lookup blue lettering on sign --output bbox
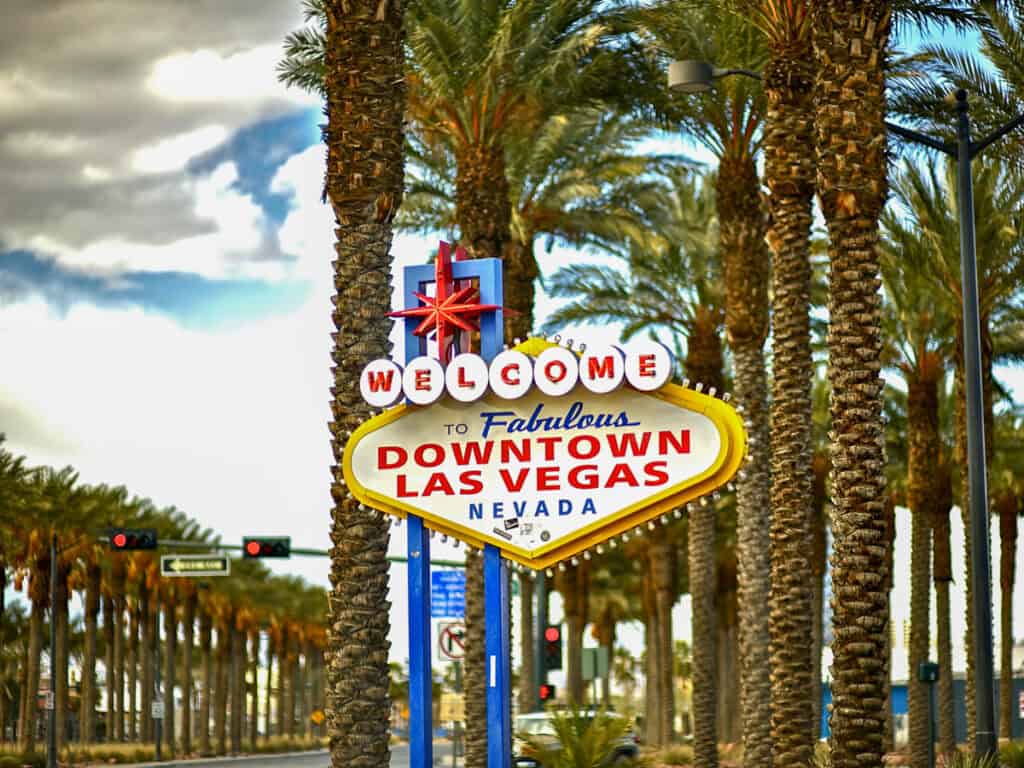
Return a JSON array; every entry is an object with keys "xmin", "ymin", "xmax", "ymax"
[
  {"xmin": 479, "ymin": 401, "xmax": 640, "ymax": 439},
  {"xmin": 469, "ymin": 498, "xmax": 597, "ymax": 520},
  {"xmin": 431, "ymin": 570, "xmax": 466, "ymax": 618}
]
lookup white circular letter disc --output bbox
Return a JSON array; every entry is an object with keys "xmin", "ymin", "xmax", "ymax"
[
  {"xmin": 445, "ymin": 353, "xmax": 489, "ymax": 402},
  {"xmin": 359, "ymin": 359, "xmax": 404, "ymax": 407},
  {"xmin": 624, "ymin": 340, "xmax": 673, "ymax": 391},
  {"xmin": 579, "ymin": 345, "xmax": 626, "ymax": 394},
  {"xmin": 403, "ymin": 356, "xmax": 445, "ymax": 405},
  {"xmin": 534, "ymin": 346, "xmax": 580, "ymax": 396},
  {"xmin": 489, "ymin": 350, "xmax": 533, "ymax": 399}
]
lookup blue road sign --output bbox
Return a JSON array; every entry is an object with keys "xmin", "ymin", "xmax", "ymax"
[{"xmin": 431, "ymin": 570, "xmax": 466, "ymax": 618}]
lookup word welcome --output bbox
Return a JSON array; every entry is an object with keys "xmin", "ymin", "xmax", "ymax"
[{"xmin": 358, "ymin": 341, "xmax": 673, "ymax": 407}]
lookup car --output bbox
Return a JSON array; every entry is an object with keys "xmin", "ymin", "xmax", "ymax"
[{"xmin": 513, "ymin": 709, "xmax": 640, "ymax": 767}]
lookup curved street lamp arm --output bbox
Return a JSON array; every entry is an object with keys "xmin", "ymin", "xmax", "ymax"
[
  {"xmin": 971, "ymin": 111, "xmax": 1024, "ymax": 160},
  {"xmin": 884, "ymin": 121, "xmax": 955, "ymax": 156},
  {"xmin": 713, "ymin": 67, "xmax": 762, "ymax": 82}
]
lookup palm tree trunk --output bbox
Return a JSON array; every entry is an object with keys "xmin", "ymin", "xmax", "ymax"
[
  {"xmin": 198, "ymin": 612, "xmax": 212, "ymax": 755},
  {"xmin": 933, "ymin": 506, "xmax": 955, "ymax": 756},
  {"xmin": 82, "ymin": 564, "xmax": 100, "ymax": 745},
  {"xmin": 954, "ymin": 369, "xmax": 976, "ymax": 745},
  {"xmin": 690, "ymin": 502, "xmax": 718, "ymax": 768},
  {"xmin": 765, "ymin": 33, "xmax": 817, "ymax": 765},
  {"xmin": 230, "ymin": 626, "xmax": 243, "ymax": 755},
  {"xmin": 812, "ymin": 3, "xmax": 892, "ymax": 765},
  {"xmin": 642, "ymin": 571, "xmax": 662, "ymax": 747},
  {"xmin": 883, "ymin": 499, "xmax": 896, "ymax": 756},
  {"xmin": 181, "ymin": 593, "xmax": 195, "ymax": 755},
  {"xmin": 286, "ymin": 651, "xmax": 297, "ymax": 738},
  {"xmin": 215, "ymin": 626, "xmax": 228, "ymax": 755},
  {"xmin": 716, "ymin": 584, "xmax": 739, "ymax": 746},
  {"xmin": 249, "ymin": 630, "xmax": 259, "ymax": 750},
  {"xmin": 276, "ymin": 632, "xmax": 288, "ymax": 739},
  {"xmin": 128, "ymin": 605, "xmax": 138, "ymax": 742},
  {"xmin": 103, "ymin": 593, "xmax": 115, "ymax": 743},
  {"xmin": 17, "ymin": 634, "xmax": 28, "ymax": 746},
  {"xmin": 517, "ymin": 574, "xmax": 535, "ymax": 714},
  {"xmin": 648, "ymin": 541, "xmax": 676, "ymax": 744},
  {"xmin": 112, "ymin": 566, "xmax": 126, "ymax": 742},
  {"xmin": 163, "ymin": 602, "xmax": 177, "ymax": 756},
  {"xmin": 20, "ymin": 598, "xmax": 42, "ymax": 753},
  {"xmin": 908, "ymin": 373, "xmax": 939, "ymax": 768},
  {"xmin": 55, "ymin": 568, "xmax": 69, "ymax": 749},
  {"xmin": 998, "ymin": 500, "xmax": 1017, "ymax": 740},
  {"xmin": 463, "ymin": 550, "xmax": 486, "ymax": 768},
  {"xmin": 140, "ymin": 585, "xmax": 153, "ymax": 742},
  {"xmin": 322, "ymin": 3, "xmax": 405, "ymax": 767},
  {"xmin": 264, "ymin": 646, "xmax": 273, "ymax": 740}
]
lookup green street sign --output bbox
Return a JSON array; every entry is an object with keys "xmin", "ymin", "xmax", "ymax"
[{"xmin": 160, "ymin": 554, "xmax": 230, "ymax": 577}]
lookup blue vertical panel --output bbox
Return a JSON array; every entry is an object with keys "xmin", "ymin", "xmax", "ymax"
[
  {"xmin": 407, "ymin": 515, "xmax": 432, "ymax": 768},
  {"xmin": 451, "ymin": 258, "xmax": 504, "ymax": 361},
  {"xmin": 485, "ymin": 544, "xmax": 512, "ymax": 768},
  {"xmin": 403, "ymin": 263, "xmax": 435, "ymax": 361}
]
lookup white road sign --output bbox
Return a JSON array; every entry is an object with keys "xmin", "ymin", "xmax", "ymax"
[{"xmin": 438, "ymin": 622, "xmax": 466, "ymax": 661}]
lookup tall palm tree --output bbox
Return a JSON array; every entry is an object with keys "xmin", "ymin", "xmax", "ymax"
[
  {"xmin": 280, "ymin": 1, "xmax": 405, "ymax": 765},
  {"xmin": 810, "ymin": 1, "xmax": 893, "ymax": 762},
  {"xmin": 880, "ymin": 215, "xmax": 955, "ymax": 768}
]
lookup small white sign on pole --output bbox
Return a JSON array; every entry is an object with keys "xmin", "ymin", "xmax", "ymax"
[{"xmin": 437, "ymin": 621, "xmax": 466, "ymax": 661}]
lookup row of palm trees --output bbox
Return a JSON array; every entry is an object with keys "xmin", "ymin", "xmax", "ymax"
[
  {"xmin": 290, "ymin": 0, "xmax": 1024, "ymax": 767},
  {"xmin": 0, "ymin": 441, "xmax": 328, "ymax": 757}
]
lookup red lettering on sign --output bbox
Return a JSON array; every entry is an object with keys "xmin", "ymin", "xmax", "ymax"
[
  {"xmin": 423, "ymin": 472, "xmax": 455, "ymax": 496},
  {"xmin": 414, "ymin": 443, "xmax": 445, "ymax": 467},
  {"xmin": 452, "ymin": 441, "xmax": 494, "ymax": 466},
  {"xmin": 460, "ymin": 470, "xmax": 483, "ymax": 495},
  {"xmin": 607, "ymin": 432, "xmax": 651, "ymax": 457},
  {"xmin": 500, "ymin": 468, "xmax": 530, "ymax": 492},
  {"xmin": 537, "ymin": 436, "xmax": 562, "ymax": 461},
  {"xmin": 658, "ymin": 430, "xmax": 691, "ymax": 455},
  {"xmin": 378, "ymin": 446, "xmax": 407, "ymax": 469},
  {"xmin": 544, "ymin": 359, "xmax": 567, "ymax": 383},
  {"xmin": 365, "ymin": 370, "xmax": 395, "ymax": 392},
  {"xmin": 644, "ymin": 460, "xmax": 669, "ymax": 486},
  {"xmin": 501, "ymin": 363, "xmax": 520, "ymax": 385},
  {"xmin": 537, "ymin": 467, "xmax": 560, "ymax": 491},
  {"xmin": 605, "ymin": 463, "xmax": 639, "ymax": 488},
  {"xmin": 567, "ymin": 435, "xmax": 600, "ymax": 460},
  {"xmin": 414, "ymin": 368, "xmax": 432, "ymax": 390},
  {"xmin": 568, "ymin": 465, "xmax": 599, "ymax": 490},
  {"xmin": 638, "ymin": 354, "xmax": 656, "ymax": 377},
  {"xmin": 457, "ymin": 366, "xmax": 475, "ymax": 389},
  {"xmin": 588, "ymin": 355, "xmax": 615, "ymax": 379},
  {"xmin": 397, "ymin": 475, "xmax": 418, "ymax": 497},
  {"xmin": 500, "ymin": 439, "xmax": 530, "ymax": 463}
]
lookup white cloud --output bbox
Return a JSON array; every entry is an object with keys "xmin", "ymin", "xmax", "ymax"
[
  {"xmin": 4, "ymin": 131, "xmax": 86, "ymax": 156},
  {"xmin": 147, "ymin": 45, "xmax": 318, "ymax": 107},
  {"xmin": 131, "ymin": 124, "xmax": 229, "ymax": 174}
]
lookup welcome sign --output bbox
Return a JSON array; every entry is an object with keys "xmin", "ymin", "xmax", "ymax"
[{"xmin": 344, "ymin": 338, "xmax": 746, "ymax": 569}]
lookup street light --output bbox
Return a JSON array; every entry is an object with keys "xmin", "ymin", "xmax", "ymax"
[{"xmin": 670, "ymin": 58, "xmax": 1024, "ymax": 759}]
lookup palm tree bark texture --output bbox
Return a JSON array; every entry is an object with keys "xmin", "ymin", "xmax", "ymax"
[
  {"xmin": 82, "ymin": 563, "xmax": 101, "ymax": 745},
  {"xmin": 199, "ymin": 610, "xmax": 212, "ymax": 755},
  {"xmin": 763, "ymin": 9, "xmax": 817, "ymax": 766},
  {"xmin": 997, "ymin": 493, "xmax": 1017, "ymax": 740},
  {"xmin": 907, "ymin": 369, "xmax": 941, "ymax": 768},
  {"xmin": 322, "ymin": 2, "xmax": 405, "ymax": 767},
  {"xmin": 812, "ymin": 3, "xmax": 891, "ymax": 766},
  {"xmin": 932, "ymin": 490, "xmax": 955, "ymax": 757},
  {"xmin": 716, "ymin": 151, "xmax": 772, "ymax": 768},
  {"xmin": 182, "ymin": 592, "xmax": 196, "ymax": 755}
]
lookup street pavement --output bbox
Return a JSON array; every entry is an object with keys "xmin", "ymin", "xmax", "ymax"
[{"xmin": 124, "ymin": 743, "xmax": 463, "ymax": 768}]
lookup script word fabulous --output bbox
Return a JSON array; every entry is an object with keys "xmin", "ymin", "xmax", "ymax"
[{"xmin": 359, "ymin": 342, "xmax": 673, "ymax": 407}]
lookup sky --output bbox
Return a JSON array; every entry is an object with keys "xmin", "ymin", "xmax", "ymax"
[{"xmin": 0, "ymin": 1, "xmax": 1021, "ymax": 679}]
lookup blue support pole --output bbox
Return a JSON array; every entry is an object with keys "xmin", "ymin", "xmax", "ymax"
[
  {"xmin": 408, "ymin": 515, "xmax": 433, "ymax": 768},
  {"xmin": 485, "ymin": 545, "xmax": 512, "ymax": 768}
]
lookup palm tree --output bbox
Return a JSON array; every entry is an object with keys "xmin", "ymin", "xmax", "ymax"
[
  {"xmin": 809, "ymin": 0, "xmax": 894, "ymax": 761},
  {"xmin": 279, "ymin": 1, "xmax": 405, "ymax": 765},
  {"xmin": 880, "ymin": 215, "xmax": 956, "ymax": 768}
]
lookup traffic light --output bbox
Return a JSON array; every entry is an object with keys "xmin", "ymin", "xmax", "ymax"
[
  {"xmin": 539, "ymin": 683, "xmax": 556, "ymax": 702},
  {"xmin": 544, "ymin": 625, "xmax": 563, "ymax": 671},
  {"xmin": 242, "ymin": 537, "xmax": 291, "ymax": 558},
  {"xmin": 108, "ymin": 528, "xmax": 158, "ymax": 550}
]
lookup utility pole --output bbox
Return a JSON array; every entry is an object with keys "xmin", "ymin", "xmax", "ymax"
[
  {"xmin": 534, "ymin": 572, "xmax": 547, "ymax": 712},
  {"xmin": 47, "ymin": 534, "xmax": 57, "ymax": 768}
]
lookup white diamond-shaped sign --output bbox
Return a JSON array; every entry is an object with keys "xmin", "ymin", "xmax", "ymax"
[{"xmin": 343, "ymin": 338, "xmax": 746, "ymax": 569}]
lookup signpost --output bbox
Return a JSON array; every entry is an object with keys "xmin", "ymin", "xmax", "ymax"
[
  {"xmin": 343, "ymin": 242, "xmax": 746, "ymax": 768},
  {"xmin": 438, "ymin": 622, "xmax": 466, "ymax": 661},
  {"xmin": 431, "ymin": 571, "xmax": 466, "ymax": 618},
  {"xmin": 160, "ymin": 555, "xmax": 230, "ymax": 577}
]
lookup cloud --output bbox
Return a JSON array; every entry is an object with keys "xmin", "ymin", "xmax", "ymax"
[{"xmin": 0, "ymin": 1, "xmax": 319, "ymax": 278}]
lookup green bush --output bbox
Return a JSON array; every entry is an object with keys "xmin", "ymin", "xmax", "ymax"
[
  {"xmin": 658, "ymin": 746, "xmax": 693, "ymax": 766},
  {"xmin": 1000, "ymin": 741, "xmax": 1024, "ymax": 768}
]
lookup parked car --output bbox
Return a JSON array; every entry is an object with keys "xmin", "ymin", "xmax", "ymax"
[{"xmin": 513, "ymin": 709, "xmax": 640, "ymax": 767}]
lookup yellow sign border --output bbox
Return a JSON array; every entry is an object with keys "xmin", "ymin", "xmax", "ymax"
[{"xmin": 342, "ymin": 338, "xmax": 746, "ymax": 570}]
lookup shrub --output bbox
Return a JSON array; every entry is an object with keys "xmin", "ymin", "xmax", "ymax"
[
  {"xmin": 1000, "ymin": 741, "xmax": 1024, "ymax": 768},
  {"xmin": 658, "ymin": 745, "xmax": 693, "ymax": 766}
]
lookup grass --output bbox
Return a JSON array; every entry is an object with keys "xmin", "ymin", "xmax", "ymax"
[{"xmin": 0, "ymin": 736, "xmax": 326, "ymax": 766}]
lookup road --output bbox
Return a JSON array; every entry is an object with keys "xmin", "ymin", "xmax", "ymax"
[{"xmin": 132, "ymin": 743, "xmax": 462, "ymax": 768}]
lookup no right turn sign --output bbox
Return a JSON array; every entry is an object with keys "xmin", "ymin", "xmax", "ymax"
[{"xmin": 438, "ymin": 622, "xmax": 466, "ymax": 661}]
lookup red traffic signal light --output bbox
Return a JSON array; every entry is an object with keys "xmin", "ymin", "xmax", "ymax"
[
  {"xmin": 544, "ymin": 626, "xmax": 560, "ymax": 642},
  {"xmin": 539, "ymin": 683, "xmax": 556, "ymax": 701},
  {"xmin": 108, "ymin": 528, "xmax": 157, "ymax": 551},
  {"xmin": 242, "ymin": 537, "xmax": 291, "ymax": 558},
  {"xmin": 544, "ymin": 625, "xmax": 563, "ymax": 671}
]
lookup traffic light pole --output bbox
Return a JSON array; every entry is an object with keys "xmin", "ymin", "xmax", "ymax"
[
  {"xmin": 47, "ymin": 534, "xmax": 57, "ymax": 768},
  {"xmin": 534, "ymin": 572, "xmax": 547, "ymax": 711},
  {"xmin": 154, "ymin": 609, "xmax": 162, "ymax": 761}
]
